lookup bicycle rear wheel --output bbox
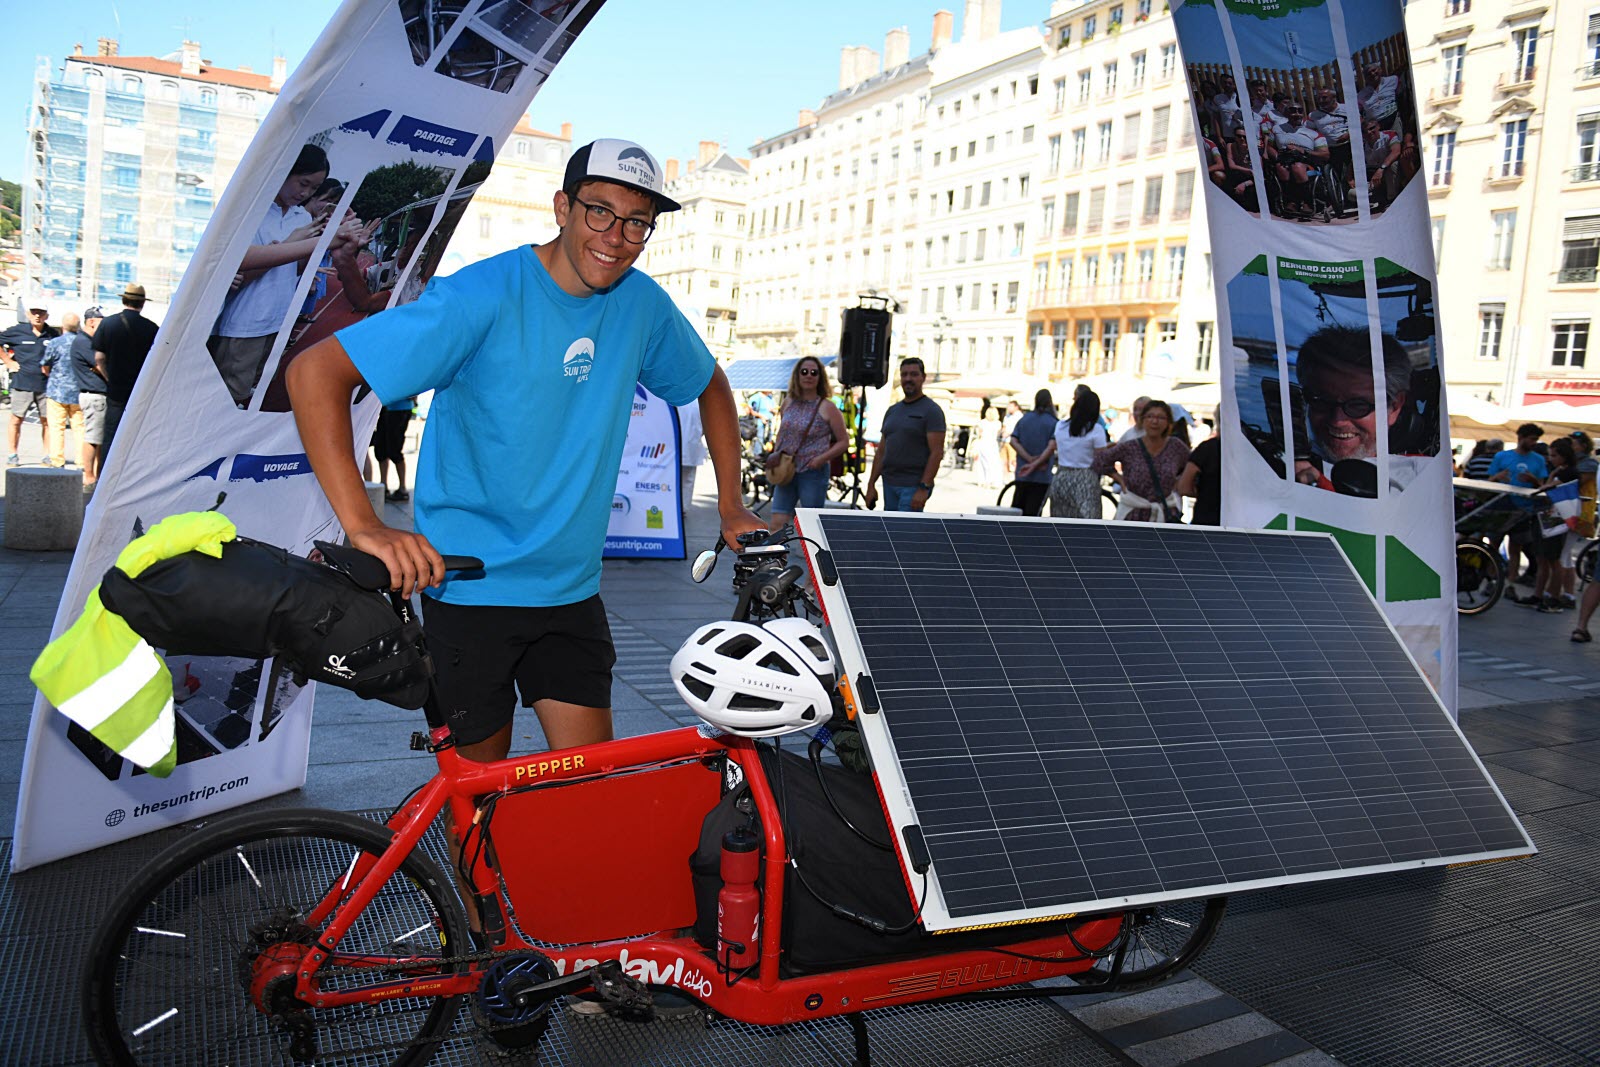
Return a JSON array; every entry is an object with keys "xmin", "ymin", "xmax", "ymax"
[
  {"xmin": 83, "ymin": 808, "xmax": 471, "ymax": 1067},
  {"xmin": 1456, "ymin": 540, "xmax": 1504, "ymax": 615},
  {"xmin": 1081, "ymin": 896, "xmax": 1226, "ymax": 990}
]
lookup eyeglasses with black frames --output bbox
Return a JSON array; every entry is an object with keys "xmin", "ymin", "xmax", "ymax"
[
  {"xmin": 797, "ymin": 367, "xmax": 820, "ymax": 377},
  {"xmin": 570, "ymin": 196, "xmax": 656, "ymax": 244},
  {"xmin": 1305, "ymin": 392, "xmax": 1377, "ymax": 419}
]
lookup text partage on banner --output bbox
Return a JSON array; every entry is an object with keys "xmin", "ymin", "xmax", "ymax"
[
  {"xmin": 605, "ymin": 386, "xmax": 687, "ymax": 560},
  {"xmin": 1170, "ymin": 0, "xmax": 1456, "ymax": 713},
  {"xmin": 12, "ymin": 0, "xmax": 611, "ymax": 871}
]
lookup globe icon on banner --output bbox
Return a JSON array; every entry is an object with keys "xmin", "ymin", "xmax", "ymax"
[{"xmin": 105, "ymin": 809, "xmax": 127, "ymax": 828}]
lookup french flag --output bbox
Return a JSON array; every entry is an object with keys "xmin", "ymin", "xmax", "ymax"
[{"xmin": 1546, "ymin": 479, "xmax": 1583, "ymax": 530}]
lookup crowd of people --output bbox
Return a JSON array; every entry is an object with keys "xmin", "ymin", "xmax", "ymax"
[
  {"xmin": 1, "ymin": 284, "xmax": 159, "ymax": 487},
  {"xmin": 1195, "ymin": 62, "xmax": 1416, "ymax": 217},
  {"xmin": 1460, "ymin": 425, "xmax": 1600, "ymax": 638}
]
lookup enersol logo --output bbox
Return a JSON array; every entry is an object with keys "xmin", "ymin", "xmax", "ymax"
[{"xmin": 563, "ymin": 338, "xmax": 595, "ymax": 383}]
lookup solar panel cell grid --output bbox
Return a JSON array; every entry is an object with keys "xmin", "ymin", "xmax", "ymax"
[{"xmin": 807, "ymin": 512, "xmax": 1534, "ymax": 929}]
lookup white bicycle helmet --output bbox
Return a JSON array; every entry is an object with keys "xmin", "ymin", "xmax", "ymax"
[{"xmin": 671, "ymin": 618, "xmax": 836, "ymax": 738}]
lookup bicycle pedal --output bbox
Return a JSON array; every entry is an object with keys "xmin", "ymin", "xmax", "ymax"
[{"xmin": 590, "ymin": 960, "xmax": 653, "ymax": 1022}]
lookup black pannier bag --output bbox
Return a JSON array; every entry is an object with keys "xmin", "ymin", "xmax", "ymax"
[
  {"xmin": 691, "ymin": 745, "xmax": 1077, "ymax": 975},
  {"xmin": 98, "ymin": 537, "xmax": 431, "ymax": 709}
]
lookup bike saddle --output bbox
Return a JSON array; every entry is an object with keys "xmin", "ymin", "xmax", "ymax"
[{"xmin": 313, "ymin": 540, "xmax": 484, "ymax": 591}]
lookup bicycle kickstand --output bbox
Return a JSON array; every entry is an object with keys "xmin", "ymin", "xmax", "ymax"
[{"xmin": 848, "ymin": 1012, "xmax": 871, "ymax": 1067}]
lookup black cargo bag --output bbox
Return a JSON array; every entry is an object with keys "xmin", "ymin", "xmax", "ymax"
[
  {"xmin": 98, "ymin": 537, "xmax": 431, "ymax": 709},
  {"xmin": 690, "ymin": 745, "xmax": 1074, "ymax": 975}
]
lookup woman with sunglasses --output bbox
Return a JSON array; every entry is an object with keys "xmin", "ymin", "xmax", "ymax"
[{"xmin": 767, "ymin": 356, "xmax": 848, "ymax": 532}]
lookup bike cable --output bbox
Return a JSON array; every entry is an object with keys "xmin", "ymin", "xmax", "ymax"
[{"xmin": 806, "ymin": 736, "xmax": 891, "ymax": 851}]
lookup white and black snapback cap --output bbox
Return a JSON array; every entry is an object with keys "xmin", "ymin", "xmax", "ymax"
[{"xmin": 563, "ymin": 138, "xmax": 681, "ymax": 213}]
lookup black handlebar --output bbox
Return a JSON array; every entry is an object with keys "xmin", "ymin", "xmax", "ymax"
[{"xmin": 314, "ymin": 540, "xmax": 484, "ymax": 592}]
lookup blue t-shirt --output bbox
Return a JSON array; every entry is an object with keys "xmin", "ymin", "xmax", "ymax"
[
  {"xmin": 1010, "ymin": 410, "xmax": 1058, "ymax": 485},
  {"xmin": 337, "ymin": 246, "xmax": 714, "ymax": 607},
  {"xmin": 1486, "ymin": 448, "xmax": 1547, "ymax": 488}
]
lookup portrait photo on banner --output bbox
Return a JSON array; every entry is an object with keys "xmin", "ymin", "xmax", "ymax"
[{"xmin": 1176, "ymin": 0, "xmax": 1263, "ymax": 219}]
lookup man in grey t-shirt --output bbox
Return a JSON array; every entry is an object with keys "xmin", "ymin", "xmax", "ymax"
[{"xmin": 864, "ymin": 357, "xmax": 947, "ymax": 512}]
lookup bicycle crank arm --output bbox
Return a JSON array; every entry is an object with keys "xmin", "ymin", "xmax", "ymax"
[{"xmin": 510, "ymin": 959, "xmax": 653, "ymax": 1021}]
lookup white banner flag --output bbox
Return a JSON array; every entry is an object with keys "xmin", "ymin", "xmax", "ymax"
[{"xmin": 13, "ymin": 0, "xmax": 611, "ymax": 871}]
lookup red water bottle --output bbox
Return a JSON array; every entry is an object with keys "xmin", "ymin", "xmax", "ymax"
[{"xmin": 717, "ymin": 827, "xmax": 761, "ymax": 969}]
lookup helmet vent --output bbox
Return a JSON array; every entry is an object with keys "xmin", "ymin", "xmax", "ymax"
[
  {"xmin": 729, "ymin": 693, "xmax": 783, "ymax": 711},
  {"xmin": 717, "ymin": 633, "xmax": 763, "ymax": 659},
  {"xmin": 696, "ymin": 630, "xmax": 721, "ymax": 646},
  {"xmin": 690, "ymin": 660, "xmax": 717, "ymax": 675},
  {"xmin": 681, "ymin": 675, "xmax": 714, "ymax": 701},
  {"xmin": 757, "ymin": 652, "xmax": 799, "ymax": 675},
  {"xmin": 798, "ymin": 635, "xmax": 827, "ymax": 657}
]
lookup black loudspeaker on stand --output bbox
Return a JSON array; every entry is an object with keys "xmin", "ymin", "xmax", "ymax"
[{"xmin": 838, "ymin": 305, "xmax": 892, "ymax": 390}]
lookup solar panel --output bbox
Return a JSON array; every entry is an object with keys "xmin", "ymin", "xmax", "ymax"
[
  {"xmin": 723, "ymin": 356, "xmax": 837, "ymax": 392},
  {"xmin": 798, "ymin": 511, "xmax": 1534, "ymax": 933}
]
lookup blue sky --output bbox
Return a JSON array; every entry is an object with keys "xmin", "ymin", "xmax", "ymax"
[{"xmin": 4, "ymin": 0, "xmax": 1042, "ymax": 181}]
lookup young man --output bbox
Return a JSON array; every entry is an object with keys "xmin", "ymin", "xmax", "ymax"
[
  {"xmin": 863, "ymin": 357, "xmax": 946, "ymax": 512},
  {"xmin": 1488, "ymin": 423, "xmax": 1549, "ymax": 591},
  {"xmin": 1, "ymin": 303, "xmax": 58, "ymax": 465},
  {"xmin": 288, "ymin": 138, "xmax": 762, "ymax": 769}
]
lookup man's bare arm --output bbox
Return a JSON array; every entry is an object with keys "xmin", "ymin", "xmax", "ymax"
[
  {"xmin": 697, "ymin": 365, "xmax": 764, "ymax": 546},
  {"xmin": 286, "ymin": 335, "xmax": 442, "ymax": 594}
]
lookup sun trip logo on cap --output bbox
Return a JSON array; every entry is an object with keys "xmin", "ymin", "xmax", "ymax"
[{"xmin": 563, "ymin": 337, "xmax": 595, "ymax": 383}]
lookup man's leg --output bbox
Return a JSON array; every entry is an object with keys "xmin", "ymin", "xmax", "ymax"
[
  {"xmin": 5, "ymin": 412, "xmax": 20, "ymax": 457},
  {"xmin": 45, "ymin": 399, "xmax": 67, "ymax": 466},
  {"xmin": 1575, "ymin": 579, "xmax": 1600, "ymax": 639},
  {"xmin": 101, "ymin": 399, "xmax": 125, "ymax": 465}
]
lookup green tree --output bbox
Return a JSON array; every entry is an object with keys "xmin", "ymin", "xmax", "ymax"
[
  {"xmin": 0, "ymin": 179, "xmax": 20, "ymax": 241},
  {"xmin": 349, "ymin": 161, "xmax": 448, "ymax": 225}
]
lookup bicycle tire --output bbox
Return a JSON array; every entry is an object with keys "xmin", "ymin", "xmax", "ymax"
[
  {"xmin": 1081, "ymin": 896, "xmax": 1227, "ymax": 990},
  {"xmin": 1455, "ymin": 540, "xmax": 1504, "ymax": 616},
  {"xmin": 1577, "ymin": 539, "xmax": 1598, "ymax": 586},
  {"xmin": 83, "ymin": 808, "xmax": 471, "ymax": 1067}
]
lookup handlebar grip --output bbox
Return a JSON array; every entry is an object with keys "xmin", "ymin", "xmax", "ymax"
[{"xmin": 440, "ymin": 555, "xmax": 484, "ymax": 573}]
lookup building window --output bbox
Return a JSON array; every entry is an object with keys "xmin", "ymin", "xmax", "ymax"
[
  {"xmin": 236, "ymin": 92, "xmax": 252, "ymax": 109},
  {"xmin": 1086, "ymin": 187, "xmax": 1106, "ymax": 233},
  {"xmin": 1430, "ymin": 132, "xmax": 1456, "ymax": 186},
  {"xmin": 1431, "ymin": 217, "xmax": 1447, "ymax": 260},
  {"xmin": 1558, "ymin": 215, "xmax": 1600, "ymax": 282},
  {"xmin": 1084, "ymin": 15, "xmax": 1098, "ymax": 40},
  {"xmin": 1041, "ymin": 198, "xmax": 1056, "ymax": 236},
  {"xmin": 1489, "ymin": 210, "xmax": 1517, "ymax": 270},
  {"xmin": 1007, "ymin": 282, "xmax": 1019, "ymax": 313},
  {"xmin": 1132, "ymin": 52, "xmax": 1147, "ymax": 88},
  {"xmin": 1113, "ymin": 182, "xmax": 1134, "ymax": 228},
  {"xmin": 1172, "ymin": 170, "xmax": 1195, "ymax": 219},
  {"xmin": 1149, "ymin": 105, "xmax": 1170, "ymax": 154},
  {"xmin": 1075, "ymin": 321, "xmax": 1094, "ymax": 373},
  {"xmin": 200, "ymin": 88, "xmax": 216, "ymax": 106},
  {"xmin": 1048, "ymin": 134, "xmax": 1062, "ymax": 174},
  {"xmin": 1500, "ymin": 118, "xmax": 1529, "ymax": 177},
  {"xmin": 1160, "ymin": 44, "xmax": 1178, "ymax": 80},
  {"xmin": 1078, "ymin": 69, "xmax": 1093, "ymax": 104},
  {"xmin": 1551, "ymin": 320, "xmax": 1590, "ymax": 367},
  {"xmin": 1142, "ymin": 175, "xmax": 1163, "ymax": 221},
  {"xmin": 1575, "ymin": 114, "xmax": 1599, "ymax": 182},
  {"xmin": 1165, "ymin": 244, "xmax": 1187, "ymax": 296},
  {"xmin": 1159, "ymin": 320, "xmax": 1178, "ymax": 344},
  {"xmin": 1053, "ymin": 77, "xmax": 1067, "ymax": 111},
  {"xmin": 1062, "ymin": 191, "xmax": 1080, "ymax": 235},
  {"xmin": 1104, "ymin": 61, "xmax": 1119, "ymax": 97},
  {"xmin": 1511, "ymin": 27, "xmax": 1539, "ymax": 83},
  {"xmin": 1057, "ymin": 257, "xmax": 1074, "ymax": 296},
  {"xmin": 1071, "ymin": 127, "xmax": 1087, "ymax": 170},
  {"xmin": 1097, "ymin": 121, "xmax": 1114, "ymax": 163},
  {"xmin": 1136, "ymin": 248, "xmax": 1156, "ymax": 294},
  {"xmin": 1439, "ymin": 45, "xmax": 1465, "ymax": 96},
  {"xmin": 1446, "ymin": 0, "xmax": 1471, "ymax": 14},
  {"xmin": 1099, "ymin": 320, "xmax": 1120, "ymax": 372},
  {"xmin": 1586, "ymin": 12, "xmax": 1600, "ymax": 79},
  {"xmin": 1122, "ymin": 113, "xmax": 1142, "ymax": 159},
  {"xmin": 1196, "ymin": 322, "xmax": 1215, "ymax": 372},
  {"xmin": 1478, "ymin": 305, "xmax": 1505, "ymax": 360},
  {"xmin": 121, "ymin": 75, "xmax": 142, "ymax": 94}
]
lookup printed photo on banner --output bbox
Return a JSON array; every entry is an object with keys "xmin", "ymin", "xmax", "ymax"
[
  {"xmin": 206, "ymin": 113, "xmax": 491, "ymax": 413},
  {"xmin": 1174, "ymin": 0, "xmax": 1261, "ymax": 218},
  {"xmin": 398, "ymin": 0, "xmax": 602, "ymax": 94},
  {"xmin": 1224, "ymin": 0, "xmax": 1358, "ymax": 225},
  {"xmin": 1342, "ymin": 0, "xmax": 1422, "ymax": 211},
  {"xmin": 1227, "ymin": 255, "xmax": 1293, "ymax": 479}
]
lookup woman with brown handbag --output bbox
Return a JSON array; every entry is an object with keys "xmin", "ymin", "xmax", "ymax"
[{"xmin": 767, "ymin": 355, "xmax": 848, "ymax": 532}]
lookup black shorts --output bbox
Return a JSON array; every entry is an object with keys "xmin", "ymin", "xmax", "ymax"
[
  {"xmin": 1531, "ymin": 532, "xmax": 1565, "ymax": 562},
  {"xmin": 421, "ymin": 594, "xmax": 615, "ymax": 745},
  {"xmin": 371, "ymin": 408, "xmax": 411, "ymax": 462}
]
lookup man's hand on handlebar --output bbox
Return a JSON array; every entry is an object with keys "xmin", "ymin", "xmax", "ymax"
[
  {"xmin": 347, "ymin": 524, "xmax": 446, "ymax": 598},
  {"xmin": 719, "ymin": 502, "xmax": 765, "ymax": 552}
]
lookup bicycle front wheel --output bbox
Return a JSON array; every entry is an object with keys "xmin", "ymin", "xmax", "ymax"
[
  {"xmin": 1081, "ymin": 896, "xmax": 1227, "ymax": 990},
  {"xmin": 1576, "ymin": 538, "xmax": 1598, "ymax": 586},
  {"xmin": 83, "ymin": 808, "xmax": 471, "ymax": 1067},
  {"xmin": 1456, "ymin": 540, "xmax": 1504, "ymax": 615}
]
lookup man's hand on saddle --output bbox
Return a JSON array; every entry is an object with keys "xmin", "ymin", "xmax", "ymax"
[{"xmin": 347, "ymin": 524, "xmax": 446, "ymax": 598}]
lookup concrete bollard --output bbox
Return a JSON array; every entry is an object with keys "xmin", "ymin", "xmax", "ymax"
[
  {"xmin": 823, "ymin": 500, "xmax": 855, "ymax": 509},
  {"xmin": 4, "ymin": 467, "xmax": 86, "ymax": 550},
  {"xmin": 975, "ymin": 505, "xmax": 1022, "ymax": 516},
  {"xmin": 365, "ymin": 481, "xmax": 387, "ymax": 514}
]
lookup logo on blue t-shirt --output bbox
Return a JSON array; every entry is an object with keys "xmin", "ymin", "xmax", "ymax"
[{"xmin": 563, "ymin": 337, "xmax": 595, "ymax": 383}]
